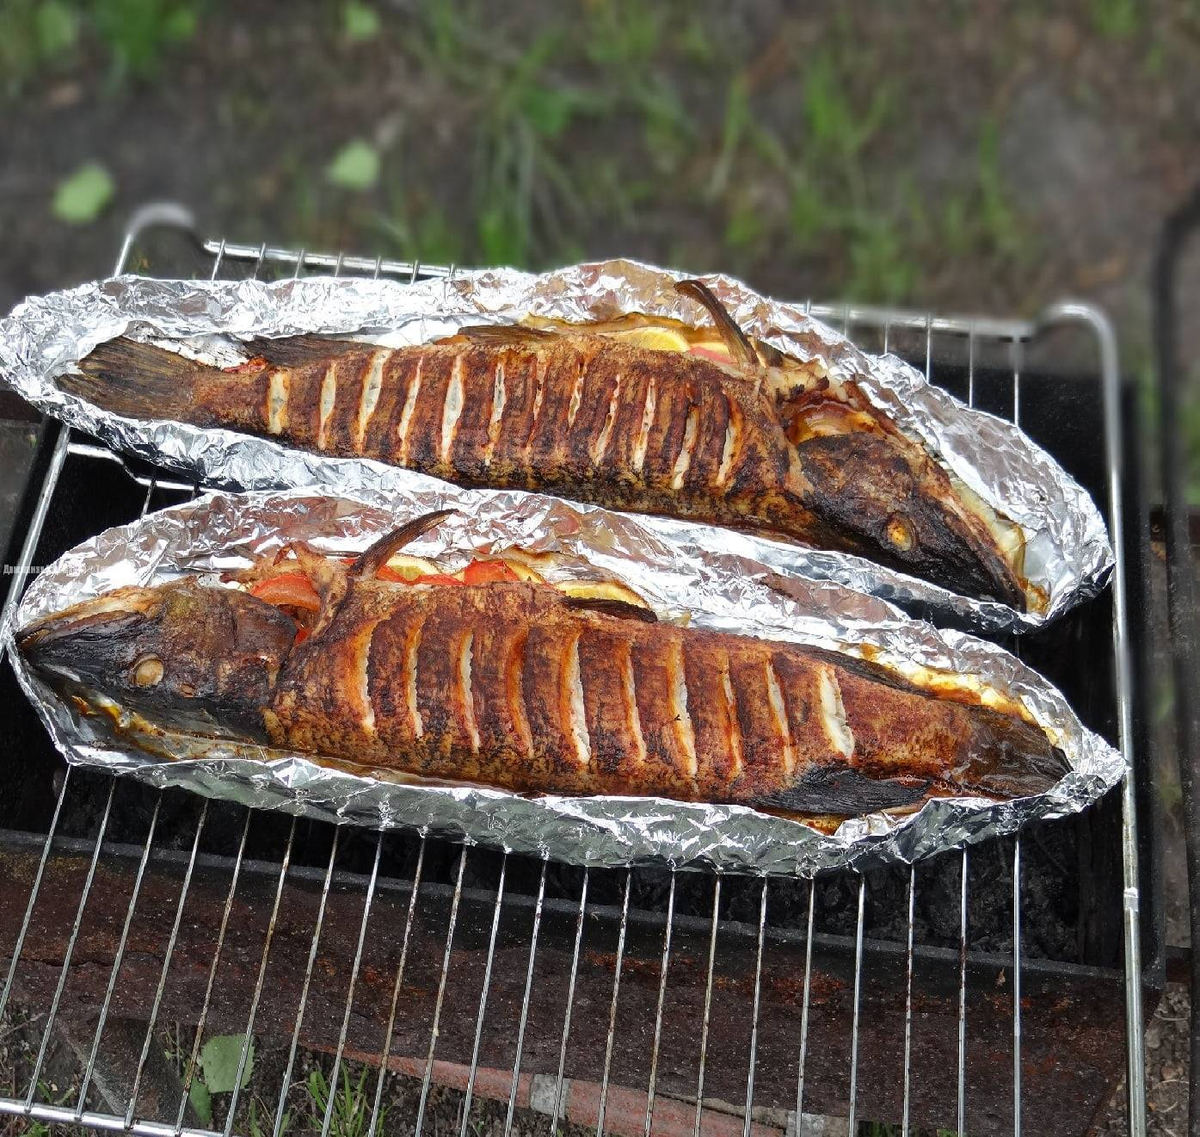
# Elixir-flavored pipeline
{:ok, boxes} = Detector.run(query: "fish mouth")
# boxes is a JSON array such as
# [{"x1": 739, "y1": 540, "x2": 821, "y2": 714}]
[{"x1": 16, "y1": 588, "x2": 164, "y2": 688}]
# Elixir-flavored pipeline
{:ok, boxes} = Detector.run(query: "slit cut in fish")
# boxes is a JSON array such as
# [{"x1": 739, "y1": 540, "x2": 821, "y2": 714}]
[
  {"x1": 507, "y1": 628, "x2": 533, "y2": 758},
  {"x1": 356, "y1": 622, "x2": 378, "y2": 735},
  {"x1": 566, "y1": 356, "x2": 586, "y2": 428},
  {"x1": 405, "y1": 618, "x2": 424, "y2": 739},
  {"x1": 483, "y1": 360, "x2": 506, "y2": 466},
  {"x1": 267, "y1": 370, "x2": 289, "y2": 435},
  {"x1": 591, "y1": 372, "x2": 622, "y2": 466},
  {"x1": 670, "y1": 405, "x2": 700, "y2": 490},
  {"x1": 317, "y1": 362, "x2": 338, "y2": 450},
  {"x1": 395, "y1": 359, "x2": 423, "y2": 459},
  {"x1": 631, "y1": 377, "x2": 656, "y2": 472},
  {"x1": 720, "y1": 655, "x2": 743, "y2": 778},
  {"x1": 526, "y1": 358, "x2": 547, "y2": 443},
  {"x1": 716, "y1": 405, "x2": 740, "y2": 486},
  {"x1": 440, "y1": 356, "x2": 465, "y2": 462},
  {"x1": 355, "y1": 351, "x2": 388, "y2": 451},
  {"x1": 668, "y1": 641, "x2": 697, "y2": 778},
  {"x1": 564, "y1": 634, "x2": 590, "y2": 766},
  {"x1": 818, "y1": 666, "x2": 855, "y2": 759},
  {"x1": 459, "y1": 629, "x2": 480, "y2": 752},
  {"x1": 621, "y1": 643, "x2": 647, "y2": 767},
  {"x1": 765, "y1": 659, "x2": 794, "y2": 776}
]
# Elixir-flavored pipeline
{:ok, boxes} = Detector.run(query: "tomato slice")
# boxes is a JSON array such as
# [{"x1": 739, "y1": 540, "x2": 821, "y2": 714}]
[
  {"x1": 249, "y1": 571, "x2": 321, "y2": 611},
  {"x1": 462, "y1": 558, "x2": 521, "y2": 585},
  {"x1": 410, "y1": 573, "x2": 465, "y2": 586},
  {"x1": 376, "y1": 565, "x2": 465, "y2": 586},
  {"x1": 293, "y1": 625, "x2": 311, "y2": 645},
  {"x1": 689, "y1": 345, "x2": 733, "y2": 365}
]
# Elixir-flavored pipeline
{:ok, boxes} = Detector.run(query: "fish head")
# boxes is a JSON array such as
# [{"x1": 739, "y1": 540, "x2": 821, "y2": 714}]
[
  {"x1": 16, "y1": 580, "x2": 297, "y2": 739},
  {"x1": 788, "y1": 414, "x2": 1027, "y2": 610}
]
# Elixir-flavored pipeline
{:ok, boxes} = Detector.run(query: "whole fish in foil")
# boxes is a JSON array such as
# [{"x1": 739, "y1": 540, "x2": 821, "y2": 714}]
[
  {"x1": 62, "y1": 281, "x2": 1031, "y2": 610},
  {"x1": 17, "y1": 509, "x2": 1067, "y2": 817}
]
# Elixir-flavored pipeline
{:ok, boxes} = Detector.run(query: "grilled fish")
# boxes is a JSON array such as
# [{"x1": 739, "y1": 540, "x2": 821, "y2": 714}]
[
  {"x1": 17, "y1": 511, "x2": 1068, "y2": 817},
  {"x1": 61, "y1": 281, "x2": 1030, "y2": 609}
]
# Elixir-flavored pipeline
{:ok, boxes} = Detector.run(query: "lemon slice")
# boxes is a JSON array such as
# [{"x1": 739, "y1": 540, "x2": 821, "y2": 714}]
[
  {"x1": 498, "y1": 557, "x2": 545, "y2": 583},
  {"x1": 602, "y1": 326, "x2": 692, "y2": 354},
  {"x1": 553, "y1": 579, "x2": 650, "y2": 608},
  {"x1": 384, "y1": 553, "x2": 444, "y2": 580}
]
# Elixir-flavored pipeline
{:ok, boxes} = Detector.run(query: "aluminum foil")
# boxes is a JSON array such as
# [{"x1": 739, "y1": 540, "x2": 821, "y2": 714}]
[
  {"x1": 0, "y1": 260, "x2": 1112, "y2": 632},
  {"x1": 4, "y1": 486, "x2": 1124, "y2": 877}
]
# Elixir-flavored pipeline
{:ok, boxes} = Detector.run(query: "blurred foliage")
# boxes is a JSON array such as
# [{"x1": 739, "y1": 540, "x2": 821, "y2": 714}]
[
  {"x1": 1089, "y1": 0, "x2": 1140, "y2": 38},
  {"x1": 341, "y1": 0, "x2": 379, "y2": 43},
  {"x1": 3, "y1": 0, "x2": 1040, "y2": 309},
  {"x1": 51, "y1": 160, "x2": 115, "y2": 222},
  {"x1": 1, "y1": 0, "x2": 200, "y2": 93},
  {"x1": 326, "y1": 139, "x2": 380, "y2": 191}
]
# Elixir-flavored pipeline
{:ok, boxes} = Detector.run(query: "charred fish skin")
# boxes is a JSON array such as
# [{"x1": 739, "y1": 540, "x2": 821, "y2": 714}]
[{"x1": 66, "y1": 291, "x2": 1027, "y2": 609}]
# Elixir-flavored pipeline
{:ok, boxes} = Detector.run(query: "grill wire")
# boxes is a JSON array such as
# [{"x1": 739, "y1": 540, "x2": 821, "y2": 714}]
[{"x1": 0, "y1": 209, "x2": 1147, "y2": 1137}]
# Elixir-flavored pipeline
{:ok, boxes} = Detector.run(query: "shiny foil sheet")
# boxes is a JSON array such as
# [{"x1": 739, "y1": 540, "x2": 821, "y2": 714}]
[
  {"x1": 0, "y1": 260, "x2": 1112, "y2": 632},
  {"x1": 4, "y1": 487, "x2": 1124, "y2": 876}
]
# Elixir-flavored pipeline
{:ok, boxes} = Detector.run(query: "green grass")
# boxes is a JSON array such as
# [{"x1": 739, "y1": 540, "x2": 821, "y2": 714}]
[
  {"x1": 328, "y1": 0, "x2": 1041, "y2": 306},
  {"x1": 0, "y1": 0, "x2": 81, "y2": 95},
  {"x1": 0, "y1": 0, "x2": 200, "y2": 95},
  {"x1": 306, "y1": 1065, "x2": 382, "y2": 1137},
  {"x1": 4, "y1": 0, "x2": 1044, "y2": 311},
  {"x1": 1090, "y1": 0, "x2": 1140, "y2": 38}
]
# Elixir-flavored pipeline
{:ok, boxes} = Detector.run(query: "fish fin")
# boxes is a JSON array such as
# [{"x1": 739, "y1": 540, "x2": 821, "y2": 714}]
[
  {"x1": 561, "y1": 596, "x2": 658, "y2": 623},
  {"x1": 285, "y1": 542, "x2": 348, "y2": 635},
  {"x1": 448, "y1": 324, "x2": 556, "y2": 345},
  {"x1": 674, "y1": 280, "x2": 757, "y2": 368},
  {"x1": 350, "y1": 509, "x2": 456, "y2": 580},
  {"x1": 754, "y1": 766, "x2": 929, "y2": 817},
  {"x1": 65, "y1": 337, "x2": 209, "y2": 420},
  {"x1": 240, "y1": 334, "x2": 365, "y2": 367}
]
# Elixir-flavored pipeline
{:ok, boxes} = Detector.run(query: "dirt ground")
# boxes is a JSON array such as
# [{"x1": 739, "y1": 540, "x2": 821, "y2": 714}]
[{"x1": 1, "y1": 2, "x2": 1199, "y2": 1133}]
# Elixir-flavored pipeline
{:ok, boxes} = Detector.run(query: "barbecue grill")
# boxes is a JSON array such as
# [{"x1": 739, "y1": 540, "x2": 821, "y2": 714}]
[{"x1": 0, "y1": 205, "x2": 1161, "y2": 1136}]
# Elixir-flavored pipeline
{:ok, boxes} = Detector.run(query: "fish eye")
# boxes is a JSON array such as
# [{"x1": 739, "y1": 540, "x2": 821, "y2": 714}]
[
  {"x1": 132, "y1": 656, "x2": 164, "y2": 687},
  {"x1": 886, "y1": 514, "x2": 915, "y2": 552}
]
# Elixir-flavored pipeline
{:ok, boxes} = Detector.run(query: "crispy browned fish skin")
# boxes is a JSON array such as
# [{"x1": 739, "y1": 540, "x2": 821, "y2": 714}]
[
  {"x1": 18, "y1": 569, "x2": 1069, "y2": 814},
  {"x1": 66, "y1": 324, "x2": 1025, "y2": 608},
  {"x1": 266, "y1": 578, "x2": 1064, "y2": 808}
]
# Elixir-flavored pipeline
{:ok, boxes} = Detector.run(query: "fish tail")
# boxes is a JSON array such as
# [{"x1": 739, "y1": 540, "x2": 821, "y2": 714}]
[{"x1": 63, "y1": 337, "x2": 211, "y2": 421}]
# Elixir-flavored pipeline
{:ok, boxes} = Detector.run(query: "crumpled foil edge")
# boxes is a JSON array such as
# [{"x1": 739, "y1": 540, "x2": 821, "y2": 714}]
[
  {"x1": 0, "y1": 259, "x2": 1113, "y2": 633},
  {"x1": 5, "y1": 486, "x2": 1125, "y2": 877}
]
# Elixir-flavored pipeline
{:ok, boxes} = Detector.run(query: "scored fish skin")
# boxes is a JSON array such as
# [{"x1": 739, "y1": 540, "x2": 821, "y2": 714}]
[
  {"x1": 215, "y1": 339, "x2": 805, "y2": 527},
  {"x1": 17, "y1": 547, "x2": 1070, "y2": 816},
  {"x1": 263, "y1": 577, "x2": 1065, "y2": 810},
  {"x1": 67, "y1": 291, "x2": 1029, "y2": 610}
]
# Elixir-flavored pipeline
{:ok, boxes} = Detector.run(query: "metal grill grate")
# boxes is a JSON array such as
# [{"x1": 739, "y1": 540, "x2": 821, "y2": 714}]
[{"x1": 0, "y1": 205, "x2": 1152, "y2": 1137}]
